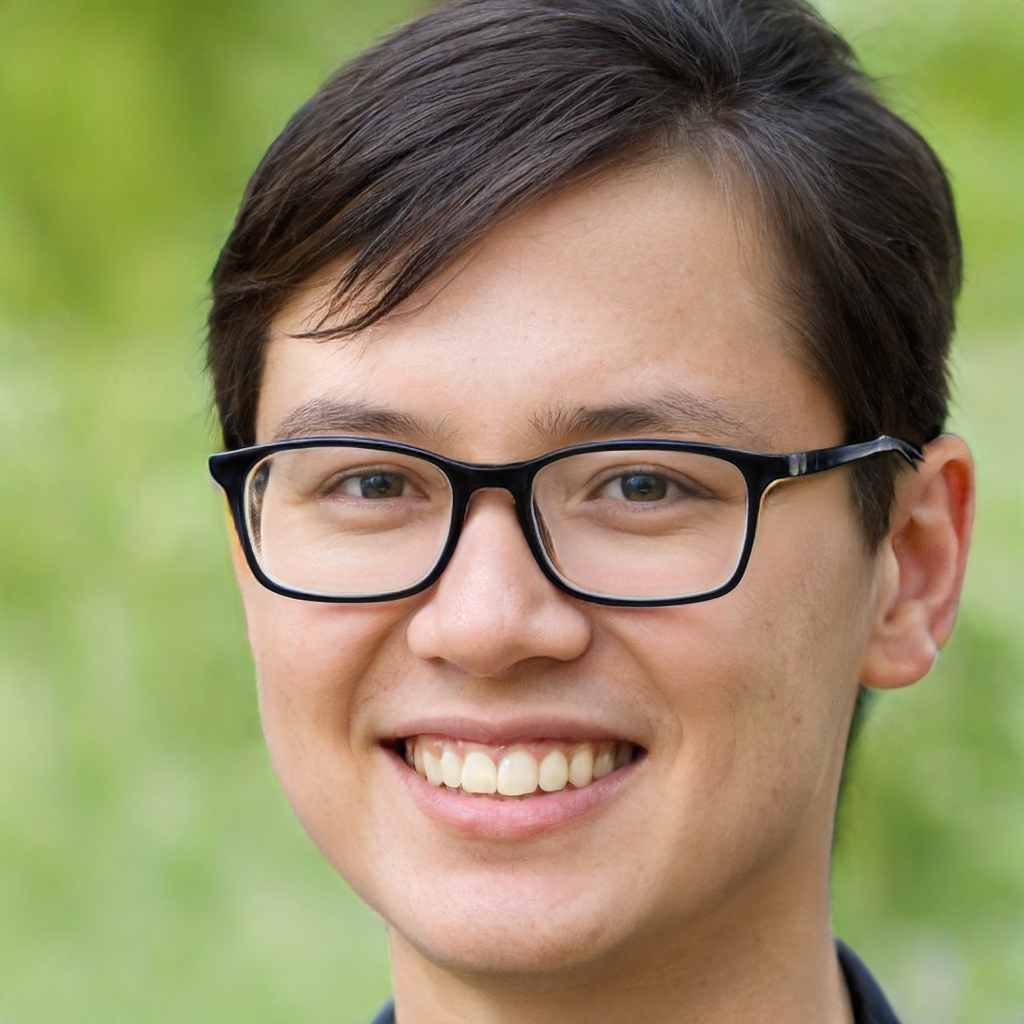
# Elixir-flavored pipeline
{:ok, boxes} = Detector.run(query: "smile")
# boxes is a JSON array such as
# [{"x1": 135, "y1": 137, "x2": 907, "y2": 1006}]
[{"x1": 401, "y1": 736, "x2": 636, "y2": 798}]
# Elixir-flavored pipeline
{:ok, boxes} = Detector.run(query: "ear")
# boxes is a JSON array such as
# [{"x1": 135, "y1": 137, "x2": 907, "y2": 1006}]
[{"x1": 859, "y1": 434, "x2": 975, "y2": 690}]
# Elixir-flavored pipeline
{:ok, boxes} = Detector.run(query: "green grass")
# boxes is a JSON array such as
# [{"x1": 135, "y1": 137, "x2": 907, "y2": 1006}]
[{"x1": 1, "y1": 1, "x2": 1021, "y2": 1021}]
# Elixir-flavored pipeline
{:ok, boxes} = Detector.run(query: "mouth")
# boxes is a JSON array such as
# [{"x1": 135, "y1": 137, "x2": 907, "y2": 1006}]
[{"x1": 394, "y1": 735, "x2": 639, "y2": 799}]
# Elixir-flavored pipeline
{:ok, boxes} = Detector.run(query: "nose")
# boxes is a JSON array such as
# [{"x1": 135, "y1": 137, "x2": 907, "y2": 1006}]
[{"x1": 405, "y1": 490, "x2": 592, "y2": 677}]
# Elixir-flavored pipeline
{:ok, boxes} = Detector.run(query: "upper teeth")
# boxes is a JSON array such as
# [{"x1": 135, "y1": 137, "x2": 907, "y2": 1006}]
[{"x1": 404, "y1": 737, "x2": 634, "y2": 797}]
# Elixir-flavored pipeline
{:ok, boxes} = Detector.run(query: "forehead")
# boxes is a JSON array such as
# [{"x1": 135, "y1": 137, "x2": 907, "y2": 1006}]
[{"x1": 258, "y1": 160, "x2": 841, "y2": 457}]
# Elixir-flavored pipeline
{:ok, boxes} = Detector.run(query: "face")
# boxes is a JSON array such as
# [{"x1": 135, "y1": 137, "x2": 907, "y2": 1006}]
[{"x1": 234, "y1": 161, "x2": 883, "y2": 981}]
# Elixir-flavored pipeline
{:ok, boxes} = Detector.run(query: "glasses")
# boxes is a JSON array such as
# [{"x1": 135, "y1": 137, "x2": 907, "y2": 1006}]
[{"x1": 209, "y1": 435, "x2": 919, "y2": 607}]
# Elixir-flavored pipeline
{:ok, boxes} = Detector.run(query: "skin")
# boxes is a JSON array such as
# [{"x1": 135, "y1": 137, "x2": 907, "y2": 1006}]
[{"x1": 229, "y1": 160, "x2": 974, "y2": 1024}]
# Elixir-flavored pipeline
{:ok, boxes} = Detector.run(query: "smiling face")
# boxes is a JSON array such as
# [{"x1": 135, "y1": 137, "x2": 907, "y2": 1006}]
[{"x1": 233, "y1": 161, "x2": 884, "y2": 986}]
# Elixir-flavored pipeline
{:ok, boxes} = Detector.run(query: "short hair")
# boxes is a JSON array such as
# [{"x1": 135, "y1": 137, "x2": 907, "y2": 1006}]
[{"x1": 208, "y1": 0, "x2": 961, "y2": 545}]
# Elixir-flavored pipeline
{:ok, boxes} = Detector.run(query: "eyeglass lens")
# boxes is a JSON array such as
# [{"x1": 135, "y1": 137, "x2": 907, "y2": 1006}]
[{"x1": 244, "y1": 446, "x2": 750, "y2": 601}]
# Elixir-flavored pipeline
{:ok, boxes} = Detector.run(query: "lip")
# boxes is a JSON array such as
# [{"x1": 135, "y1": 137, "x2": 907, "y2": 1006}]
[
  {"x1": 383, "y1": 742, "x2": 645, "y2": 840},
  {"x1": 385, "y1": 713, "x2": 644, "y2": 748}
]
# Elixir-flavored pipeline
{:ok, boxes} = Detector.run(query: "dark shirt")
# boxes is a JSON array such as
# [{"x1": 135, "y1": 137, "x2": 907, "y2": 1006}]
[
  {"x1": 836, "y1": 940, "x2": 902, "y2": 1024},
  {"x1": 368, "y1": 940, "x2": 900, "y2": 1023}
]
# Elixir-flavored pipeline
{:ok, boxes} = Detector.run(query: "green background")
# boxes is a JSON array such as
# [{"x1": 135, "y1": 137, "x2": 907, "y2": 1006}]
[{"x1": 1, "y1": 1, "x2": 1020, "y2": 1021}]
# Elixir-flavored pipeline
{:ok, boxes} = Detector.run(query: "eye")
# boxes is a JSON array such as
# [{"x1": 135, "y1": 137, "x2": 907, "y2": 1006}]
[
  {"x1": 602, "y1": 472, "x2": 678, "y2": 503},
  {"x1": 337, "y1": 470, "x2": 411, "y2": 499}
]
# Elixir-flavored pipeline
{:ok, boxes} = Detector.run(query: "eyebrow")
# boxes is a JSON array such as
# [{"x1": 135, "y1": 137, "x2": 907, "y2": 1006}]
[
  {"x1": 270, "y1": 399, "x2": 449, "y2": 443},
  {"x1": 530, "y1": 390, "x2": 767, "y2": 449},
  {"x1": 270, "y1": 390, "x2": 768, "y2": 450}
]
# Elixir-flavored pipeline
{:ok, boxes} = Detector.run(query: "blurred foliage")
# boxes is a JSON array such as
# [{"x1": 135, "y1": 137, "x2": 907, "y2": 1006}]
[{"x1": 0, "y1": 1, "x2": 1020, "y2": 1022}]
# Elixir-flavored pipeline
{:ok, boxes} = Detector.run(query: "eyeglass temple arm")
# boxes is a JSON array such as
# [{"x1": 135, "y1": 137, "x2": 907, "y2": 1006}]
[{"x1": 785, "y1": 435, "x2": 923, "y2": 478}]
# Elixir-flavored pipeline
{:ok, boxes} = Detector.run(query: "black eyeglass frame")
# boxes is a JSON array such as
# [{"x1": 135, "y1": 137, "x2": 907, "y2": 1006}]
[{"x1": 209, "y1": 434, "x2": 921, "y2": 607}]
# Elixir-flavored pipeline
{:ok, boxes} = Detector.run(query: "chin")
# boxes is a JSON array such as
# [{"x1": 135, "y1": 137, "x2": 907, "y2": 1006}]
[{"x1": 391, "y1": 877, "x2": 632, "y2": 977}]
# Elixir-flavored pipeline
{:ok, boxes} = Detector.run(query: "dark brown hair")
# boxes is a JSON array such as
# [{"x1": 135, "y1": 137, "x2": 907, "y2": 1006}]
[{"x1": 208, "y1": 0, "x2": 961, "y2": 544}]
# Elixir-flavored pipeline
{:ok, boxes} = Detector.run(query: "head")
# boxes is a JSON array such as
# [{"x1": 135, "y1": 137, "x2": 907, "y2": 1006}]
[{"x1": 207, "y1": 0, "x2": 973, "y2": 1004}]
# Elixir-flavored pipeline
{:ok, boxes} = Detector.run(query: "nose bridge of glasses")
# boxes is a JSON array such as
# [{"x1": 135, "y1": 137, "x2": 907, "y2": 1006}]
[
  {"x1": 447, "y1": 460, "x2": 536, "y2": 510},
  {"x1": 443, "y1": 463, "x2": 545, "y2": 568}
]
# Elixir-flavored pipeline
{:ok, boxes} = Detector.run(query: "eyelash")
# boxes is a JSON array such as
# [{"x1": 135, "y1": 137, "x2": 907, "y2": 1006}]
[
  {"x1": 322, "y1": 467, "x2": 417, "y2": 498},
  {"x1": 589, "y1": 467, "x2": 706, "y2": 502}
]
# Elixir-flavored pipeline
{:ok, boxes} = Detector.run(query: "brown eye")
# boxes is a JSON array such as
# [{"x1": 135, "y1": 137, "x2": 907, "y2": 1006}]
[
  {"x1": 339, "y1": 471, "x2": 409, "y2": 499},
  {"x1": 617, "y1": 473, "x2": 669, "y2": 502},
  {"x1": 601, "y1": 472, "x2": 677, "y2": 503}
]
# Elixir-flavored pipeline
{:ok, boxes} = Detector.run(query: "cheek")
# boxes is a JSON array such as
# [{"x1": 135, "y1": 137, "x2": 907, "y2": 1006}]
[
  {"x1": 244, "y1": 588, "x2": 385, "y2": 710},
  {"x1": 236, "y1": 578, "x2": 402, "y2": 828},
  {"x1": 608, "y1": 491, "x2": 876, "y2": 841},
  {"x1": 736, "y1": 478, "x2": 878, "y2": 705}
]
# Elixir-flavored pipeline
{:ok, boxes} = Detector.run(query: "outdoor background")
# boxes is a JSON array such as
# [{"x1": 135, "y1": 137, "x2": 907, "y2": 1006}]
[{"x1": 0, "y1": 1, "x2": 1020, "y2": 1021}]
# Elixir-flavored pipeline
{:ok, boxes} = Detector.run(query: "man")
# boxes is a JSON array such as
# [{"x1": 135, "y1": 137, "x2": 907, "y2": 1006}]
[{"x1": 206, "y1": 1, "x2": 974, "y2": 1020}]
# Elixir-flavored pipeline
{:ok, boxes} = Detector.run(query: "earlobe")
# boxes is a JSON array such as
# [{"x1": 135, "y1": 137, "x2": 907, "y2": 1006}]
[{"x1": 859, "y1": 434, "x2": 975, "y2": 690}]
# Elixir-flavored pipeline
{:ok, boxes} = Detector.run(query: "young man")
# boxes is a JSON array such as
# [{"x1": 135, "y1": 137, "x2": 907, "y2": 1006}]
[{"x1": 207, "y1": 1, "x2": 974, "y2": 1020}]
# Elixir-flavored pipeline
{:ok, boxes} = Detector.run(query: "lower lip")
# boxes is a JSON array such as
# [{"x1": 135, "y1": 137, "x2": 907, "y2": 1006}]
[{"x1": 384, "y1": 747, "x2": 642, "y2": 840}]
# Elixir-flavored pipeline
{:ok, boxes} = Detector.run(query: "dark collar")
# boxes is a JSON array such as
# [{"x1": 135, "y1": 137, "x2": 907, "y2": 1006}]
[
  {"x1": 369, "y1": 940, "x2": 900, "y2": 1024},
  {"x1": 837, "y1": 939, "x2": 902, "y2": 1023},
  {"x1": 368, "y1": 998, "x2": 396, "y2": 1024}
]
